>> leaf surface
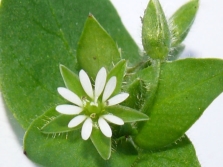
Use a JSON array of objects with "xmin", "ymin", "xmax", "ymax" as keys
[
  {"xmin": 77, "ymin": 15, "xmax": 121, "ymax": 78},
  {"xmin": 169, "ymin": 0, "xmax": 199, "ymax": 47},
  {"xmin": 135, "ymin": 58, "xmax": 223, "ymax": 149},
  {"xmin": 0, "ymin": 0, "xmax": 140, "ymax": 129},
  {"xmin": 24, "ymin": 108, "xmax": 200, "ymax": 166}
]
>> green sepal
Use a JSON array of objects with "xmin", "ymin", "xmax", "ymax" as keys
[
  {"xmin": 122, "ymin": 78, "xmax": 147, "ymax": 110},
  {"xmin": 123, "ymin": 60, "xmax": 160, "ymax": 111},
  {"xmin": 169, "ymin": 0, "xmax": 199, "ymax": 47},
  {"xmin": 40, "ymin": 108, "xmax": 81, "ymax": 134},
  {"xmin": 90, "ymin": 127, "xmax": 111, "ymax": 160},
  {"xmin": 105, "ymin": 105, "xmax": 149, "ymax": 123},
  {"xmin": 134, "ymin": 58, "xmax": 223, "ymax": 149},
  {"xmin": 107, "ymin": 59, "xmax": 126, "ymax": 95},
  {"xmin": 138, "ymin": 60, "xmax": 161, "ymax": 114},
  {"xmin": 77, "ymin": 14, "xmax": 121, "ymax": 79},
  {"xmin": 59, "ymin": 65, "xmax": 86, "ymax": 97},
  {"xmin": 142, "ymin": 0, "xmax": 170, "ymax": 60}
]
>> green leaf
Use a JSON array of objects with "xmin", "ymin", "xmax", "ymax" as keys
[
  {"xmin": 134, "ymin": 58, "xmax": 223, "ymax": 149},
  {"xmin": 24, "ymin": 109, "xmax": 138, "ymax": 166},
  {"xmin": 0, "ymin": 0, "xmax": 140, "ymax": 129},
  {"xmin": 106, "ymin": 105, "xmax": 149, "ymax": 123},
  {"xmin": 90, "ymin": 127, "xmax": 111, "ymax": 160},
  {"xmin": 59, "ymin": 65, "xmax": 85, "ymax": 97},
  {"xmin": 134, "ymin": 136, "xmax": 200, "ymax": 167},
  {"xmin": 77, "ymin": 14, "xmax": 121, "ymax": 78},
  {"xmin": 169, "ymin": 0, "xmax": 199, "ymax": 47},
  {"xmin": 40, "ymin": 108, "xmax": 82, "ymax": 134},
  {"xmin": 142, "ymin": 0, "xmax": 170, "ymax": 60},
  {"xmin": 108, "ymin": 59, "xmax": 126, "ymax": 95},
  {"xmin": 24, "ymin": 106, "xmax": 200, "ymax": 166}
]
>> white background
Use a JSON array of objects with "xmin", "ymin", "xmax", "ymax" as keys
[{"xmin": 1, "ymin": 0, "xmax": 223, "ymax": 166}]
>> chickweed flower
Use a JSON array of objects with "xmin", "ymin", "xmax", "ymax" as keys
[{"xmin": 56, "ymin": 67, "xmax": 129, "ymax": 140}]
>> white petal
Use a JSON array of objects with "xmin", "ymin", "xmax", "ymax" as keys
[
  {"xmin": 98, "ymin": 117, "xmax": 112, "ymax": 137},
  {"xmin": 56, "ymin": 105, "xmax": 83, "ymax": 115},
  {"xmin": 68, "ymin": 115, "xmax": 87, "ymax": 128},
  {"xmin": 81, "ymin": 118, "xmax": 93, "ymax": 140},
  {"xmin": 103, "ymin": 114, "xmax": 124, "ymax": 125},
  {"xmin": 94, "ymin": 67, "xmax": 107, "ymax": 100},
  {"xmin": 79, "ymin": 70, "xmax": 94, "ymax": 99},
  {"xmin": 102, "ymin": 76, "xmax": 117, "ymax": 102},
  {"xmin": 57, "ymin": 87, "xmax": 83, "ymax": 107},
  {"xmin": 107, "ymin": 93, "xmax": 129, "ymax": 106}
]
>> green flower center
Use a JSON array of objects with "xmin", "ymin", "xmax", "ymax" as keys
[{"xmin": 84, "ymin": 100, "xmax": 105, "ymax": 119}]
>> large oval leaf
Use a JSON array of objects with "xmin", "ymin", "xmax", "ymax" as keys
[
  {"xmin": 24, "ymin": 108, "xmax": 200, "ymax": 166},
  {"xmin": 135, "ymin": 58, "xmax": 223, "ymax": 149},
  {"xmin": 0, "ymin": 0, "xmax": 140, "ymax": 129}
]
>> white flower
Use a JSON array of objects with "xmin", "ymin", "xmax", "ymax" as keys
[{"xmin": 56, "ymin": 67, "xmax": 129, "ymax": 140}]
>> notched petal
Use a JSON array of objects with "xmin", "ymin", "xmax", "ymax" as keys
[
  {"xmin": 79, "ymin": 70, "xmax": 94, "ymax": 99},
  {"xmin": 107, "ymin": 93, "xmax": 129, "ymax": 106},
  {"xmin": 102, "ymin": 76, "xmax": 117, "ymax": 102},
  {"xmin": 57, "ymin": 87, "xmax": 83, "ymax": 107},
  {"xmin": 98, "ymin": 117, "xmax": 112, "ymax": 137},
  {"xmin": 95, "ymin": 67, "xmax": 107, "ymax": 99},
  {"xmin": 81, "ymin": 118, "xmax": 93, "ymax": 140},
  {"xmin": 103, "ymin": 114, "xmax": 124, "ymax": 125},
  {"xmin": 68, "ymin": 115, "xmax": 87, "ymax": 128},
  {"xmin": 56, "ymin": 104, "xmax": 83, "ymax": 115}
]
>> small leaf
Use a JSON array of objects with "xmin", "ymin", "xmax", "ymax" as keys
[
  {"xmin": 168, "ymin": 44, "xmax": 185, "ymax": 61},
  {"xmin": 107, "ymin": 60, "xmax": 126, "ymax": 95},
  {"xmin": 106, "ymin": 105, "xmax": 149, "ymax": 123},
  {"xmin": 77, "ymin": 14, "xmax": 121, "ymax": 79},
  {"xmin": 59, "ymin": 65, "xmax": 85, "ymax": 97},
  {"xmin": 169, "ymin": 0, "xmax": 199, "ymax": 47},
  {"xmin": 134, "ymin": 58, "xmax": 223, "ymax": 149},
  {"xmin": 142, "ymin": 0, "xmax": 170, "ymax": 60},
  {"xmin": 90, "ymin": 127, "xmax": 111, "ymax": 160},
  {"xmin": 40, "ymin": 108, "xmax": 81, "ymax": 134}
]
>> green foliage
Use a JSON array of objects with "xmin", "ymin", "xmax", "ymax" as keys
[
  {"xmin": 0, "ymin": 0, "xmax": 222, "ymax": 166},
  {"xmin": 24, "ymin": 109, "xmax": 199, "ymax": 166},
  {"xmin": 169, "ymin": 0, "xmax": 199, "ymax": 47},
  {"xmin": 135, "ymin": 136, "xmax": 200, "ymax": 167},
  {"xmin": 0, "ymin": 0, "xmax": 140, "ymax": 129},
  {"xmin": 106, "ymin": 105, "xmax": 149, "ymax": 122},
  {"xmin": 90, "ymin": 127, "xmax": 111, "ymax": 160},
  {"xmin": 60, "ymin": 65, "xmax": 85, "ymax": 97},
  {"xmin": 77, "ymin": 15, "xmax": 121, "ymax": 78},
  {"xmin": 135, "ymin": 59, "xmax": 223, "ymax": 149}
]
